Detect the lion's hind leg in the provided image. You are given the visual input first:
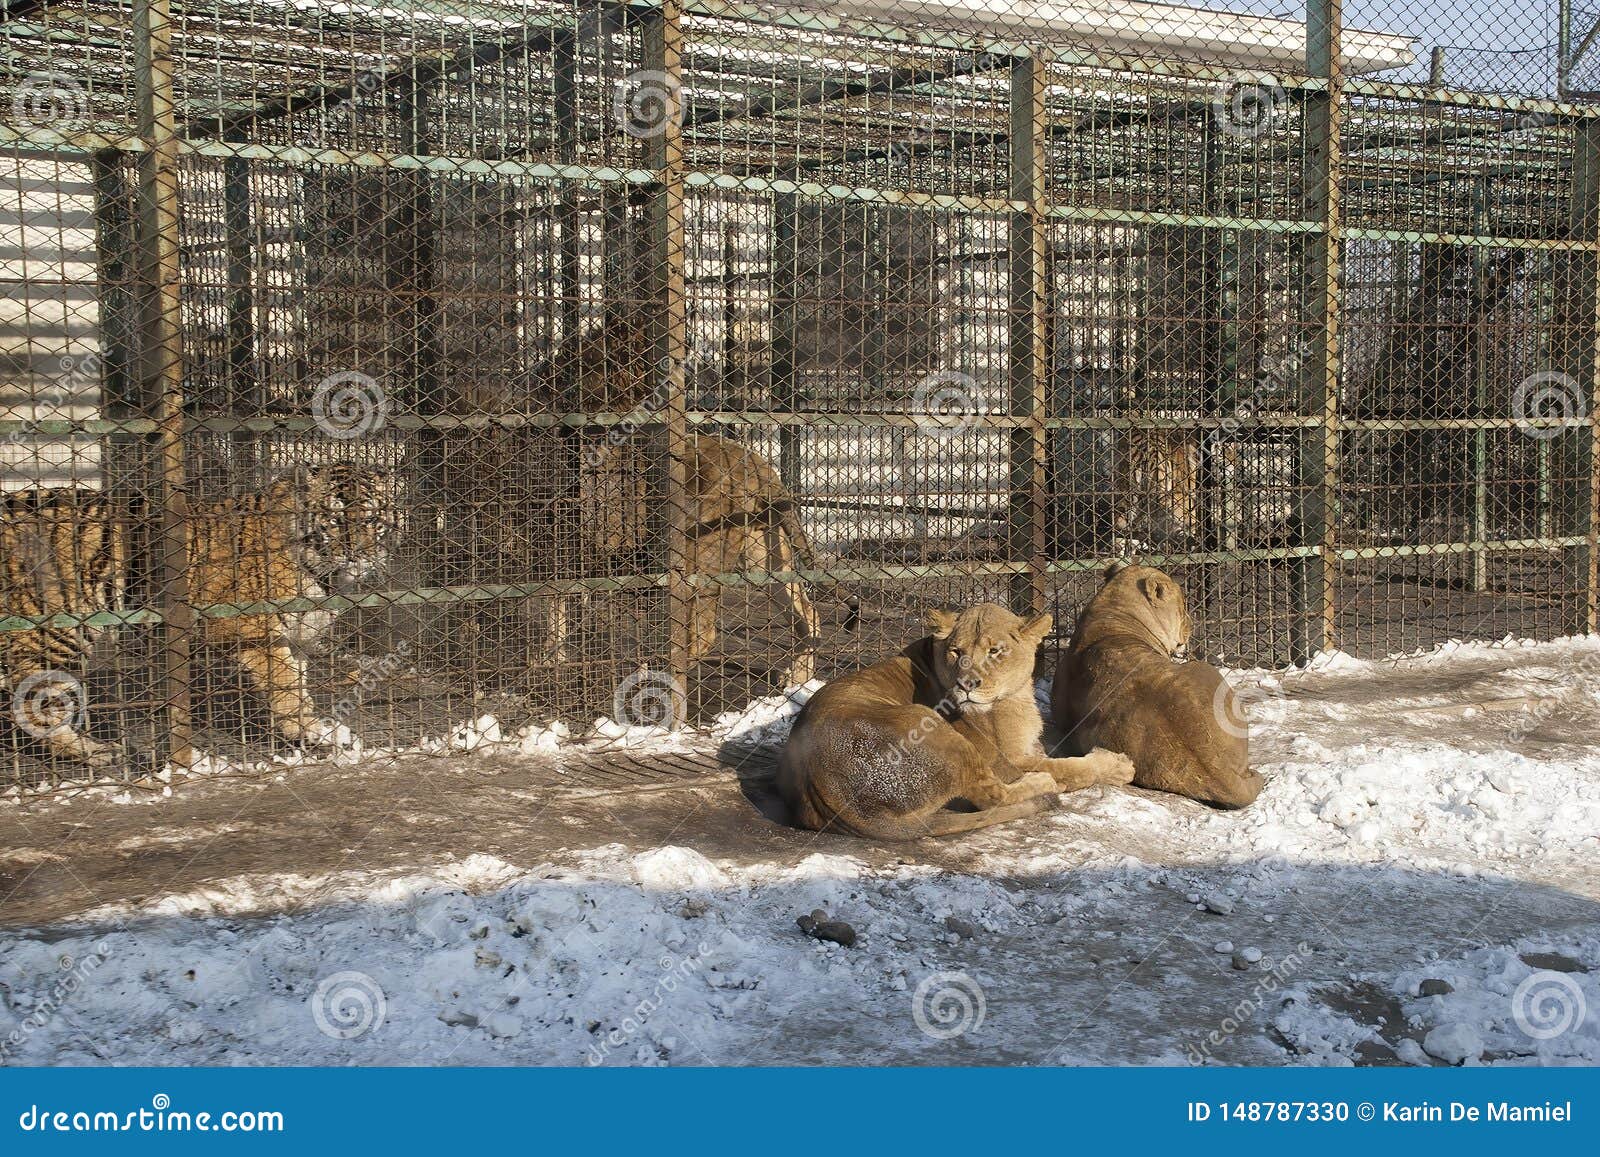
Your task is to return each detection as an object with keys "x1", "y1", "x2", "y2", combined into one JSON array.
[{"x1": 760, "y1": 515, "x2": 819, "y2": 687}]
